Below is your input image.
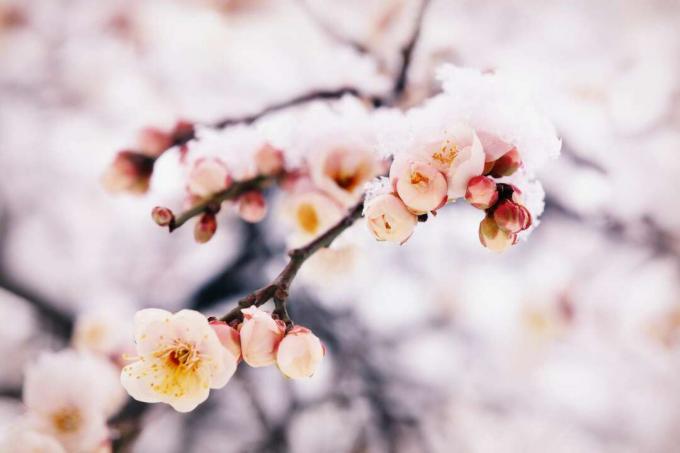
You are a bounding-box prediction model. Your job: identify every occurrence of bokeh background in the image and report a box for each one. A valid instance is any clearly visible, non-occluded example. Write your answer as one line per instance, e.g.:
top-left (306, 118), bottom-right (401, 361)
top-left (2, 0), bottom-right (680, 452)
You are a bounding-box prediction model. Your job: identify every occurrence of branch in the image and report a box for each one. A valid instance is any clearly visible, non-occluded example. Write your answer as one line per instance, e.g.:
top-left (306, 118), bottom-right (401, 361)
top-left (296, 0), bottom-right (370, 55)
top-left (389, 0), bottom-right (430, 102)
top-left (219, 198), bottom-right (365, 324)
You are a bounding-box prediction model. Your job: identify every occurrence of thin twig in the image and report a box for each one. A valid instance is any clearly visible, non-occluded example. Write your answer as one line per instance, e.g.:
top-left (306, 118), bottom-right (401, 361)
top-left (296, 0), bottom-right (370, 55)
top-left (219, 198), bottom-right (365, 324)
top-left (389, 0), bottom-right (430, 103)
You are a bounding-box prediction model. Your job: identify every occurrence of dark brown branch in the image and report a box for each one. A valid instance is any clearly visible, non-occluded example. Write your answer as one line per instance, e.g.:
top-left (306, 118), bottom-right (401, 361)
top-left (219, 198), bottom-right (365, 324)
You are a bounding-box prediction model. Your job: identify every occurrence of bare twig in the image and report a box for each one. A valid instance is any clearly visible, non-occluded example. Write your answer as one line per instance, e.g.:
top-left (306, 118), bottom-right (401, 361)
top-left (389, 0), bottom-right (430, 103)
top-left (296, 0), bottom-right (370, 55)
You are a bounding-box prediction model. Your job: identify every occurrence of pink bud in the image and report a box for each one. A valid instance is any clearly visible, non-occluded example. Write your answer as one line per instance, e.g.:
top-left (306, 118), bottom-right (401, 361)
top-left (239, 307), bottom-right (285, 367)
top-left (391, 158), bottom-right (448, 214)
top-left (364, 193), bottom-right (418, 244)
top-left (187, 158), bottom-right (232, 198)
top-left (137, 128), bottom-right (172, 157)
top-left (489, 148), bottom-right (522, 177)
top-left (479, 216), bottom-right (517, 252)
top-left (493, 200), bottom-right (531, 234)
top-left (101, 150), bottom-right (154, 194)
top-left (465, 176), bottom-right (498, 210)
top-left (254, 144), bottom-right (285, 176)
top-left (276, 326), bottom-right (325, 379)
top-left (171, 120), bottom-right (195, 144)
top-left (194, 212), bottom-right (217, 243)
top-left (151, 206), bottom-right (174, 227)
top-left (237, 191), bottom-right (267, 223)
top-left (209, 320), bottom-right (242, 362)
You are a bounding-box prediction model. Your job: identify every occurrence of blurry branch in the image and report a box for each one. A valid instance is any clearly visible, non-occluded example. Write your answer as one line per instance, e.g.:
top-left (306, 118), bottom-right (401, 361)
top-left (561, 143), bottom-right (608, 174)
top-left (110, 400), bottom-right (148, 453)
top-left (0, 387), bottom-right (21, 399)
top-left (219, 198), bottom-right (365, 325)
top-left (296, 0), bottom-right (370, 55)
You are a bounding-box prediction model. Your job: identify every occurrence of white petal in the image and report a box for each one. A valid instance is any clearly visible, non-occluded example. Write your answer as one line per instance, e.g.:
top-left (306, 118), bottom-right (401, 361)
top-left (120, 360), bottom-right (163, 404)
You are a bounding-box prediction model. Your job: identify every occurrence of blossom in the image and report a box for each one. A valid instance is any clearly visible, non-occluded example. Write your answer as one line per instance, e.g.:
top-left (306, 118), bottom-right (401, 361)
top-left (488, 148), bottom-right (522, 177)
top-left (276, 326), bottom-right (325, 379)
top-left (121, 309), bottom-right (238, 412)
top-left (283, 189), bottom-right (344, 246)
top-left (478, 215), bottom-right (517, 252)
top-left (254, 144), bottom-right (285, 176)
top-left (493, 200), bottom-right (532, 233)
top-left (23, 350), bottom-right (125, 452)
top-left (137, 127), bottom-right (172, 158)
top-left (0, 423), bottom-right (66, 453)
top-left (239, 306), bottom-right (285, 367)
top-left (237, 191), bottom-right (267, 223)
top-left (72, 307), bottom-right (134, 362)
top-left (209, 320), bottom-right (242, 362)
top-left (186, 157), bottom-right (232, 198)
top-left (364, 193), bottom-right (417, 244)
top-left (390, 158), bottom-right (448, 214)
top-left (465, 175), bottom-right (498, 210)
top-left (101, 151), bottom-right (154, 194)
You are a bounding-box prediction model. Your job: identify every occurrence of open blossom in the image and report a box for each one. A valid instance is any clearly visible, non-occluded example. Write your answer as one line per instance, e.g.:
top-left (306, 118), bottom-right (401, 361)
top-left (187, 157), bottom-right (232, 198)
top-left (23, 350), bottom-right (125, 452)
top-left (284, 189), bottom-right (344, 246)
top-left (309, 146), bottom-right (381, 207)
top-left (101, 151), bottom-right (154, 194)
top-left (209, 320), bottom-right (241, 362)
top-left (121, 309), bottom-right (238, 412)
top-left (276, 326), bottom-right (324, 379)
top-left (72, 307), bottom-right (134, 362)
top-left (364, 193), bottom-right (417, 244)
top-left (239, 307), bottom-right (285, 367)
top-left (390, 158), bottom-right (448, 214)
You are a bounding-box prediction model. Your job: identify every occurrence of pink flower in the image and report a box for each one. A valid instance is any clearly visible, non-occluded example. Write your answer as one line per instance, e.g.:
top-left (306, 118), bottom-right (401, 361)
top-left (284, 189), bottom-right (344, 246)
top-left (194, 212), bottom-right (217, 243)
top-left (465, 176), bottom-right (498, 210)
top-left (101, 151), bottom-right (154, 195)
top-left (493, 200), bottom-right (532, 233)
top-left (209, 320), bottom-right (241, 362)
top-left (390, 158), bottom-right (448, 214)
top-left (137, 128), bottom-right (172, 158)
top-left (478, 216), bottom-right (517, 252)
top-left (276, 326), bottom-right (325, 379)
top-left (254, 144), bottom-right (285, 176)
top-left (364, 193), bottom-right (417, 244)
top-left (187, 158), bottom-right (232, 198)
top-left (237, 191), bottom-right (267, 223)
top-left (239, 307), bottom-right (285, 367)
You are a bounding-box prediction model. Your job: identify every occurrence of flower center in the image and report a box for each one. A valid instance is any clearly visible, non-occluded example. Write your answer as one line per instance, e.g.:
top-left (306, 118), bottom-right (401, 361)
top-left (155, 340), bottom-right (201, 371)
top-left (52, 407), bottom-right (81, 434)
top-left (297, 203), bottom-right (319, 234)
top-left (333, 172), bottom-right (359, 191)
top-left (410, 171), bottom-right (429, 186)
top-left (432, 142), bottom-right (458, 166)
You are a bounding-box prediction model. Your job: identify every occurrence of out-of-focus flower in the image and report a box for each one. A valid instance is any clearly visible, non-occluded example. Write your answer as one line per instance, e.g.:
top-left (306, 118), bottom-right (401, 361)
top-left (209, 320), bottom-right (241, 362)
top-left (194, 212), bottom-right (217, 243)
top-left (478, 215), bottom-right (516, 252)
top-left (239, 307), bottom-right (285, 368)
top-left (465, 175), bottom-right (498, 209)
top-left (72, 307), bottom-right (134, 363)
top-left (186, 157), bottom-right (232, 198)
top-left (276, 326), bottom-right (324, 379)
top-left (390, 158), bottom-right (448, 214)
top-left (0, 423), bottom-right (65, 453)
top-left (121, 309), bottom-right (238, 413)
top-left (254, 144), bottom-right (285, 176)
top-left (364, 193), bottom-right (417, 244)
top-left (309, 146), bottom-right (381, 207)
top-left (151, 206), bottom-right (175, 227)
top-left (101, 151), bottom-right (154, 195)
top-left (283, 189), bottom-right (344, 246)
top-left (493, 200), bottom-right (532, 234)
top-left (237, 191), bottom-right (267, 223)
top-left (137, 127), bottom-right (172, 158)
top-left (23, 350), bottom-right (125, 452)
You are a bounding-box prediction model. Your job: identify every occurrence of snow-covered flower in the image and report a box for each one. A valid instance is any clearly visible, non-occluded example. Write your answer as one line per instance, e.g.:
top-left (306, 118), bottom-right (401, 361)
top-left (389, 158), bottom-right (448, 214)
top-left (364, 193), bottom-right (417, 244)
top-left (121, 309), bottom-right (238, 412)
top-left (239, 306), bottom-right (285, 368)
top-left (22, 350), bottom-right (125, 452)
top-left (186, 157), bottom-right (232, 199)
top-left (276, 326), bottom-right (325, 379)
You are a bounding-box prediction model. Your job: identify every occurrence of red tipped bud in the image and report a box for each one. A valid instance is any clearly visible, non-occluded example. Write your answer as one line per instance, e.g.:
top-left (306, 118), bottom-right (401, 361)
top-left (254, 144), bottom-right (285, 176)
top-left (489, 148), bottom-right (522, 177)
top-left (465, 176), bottom-right (498, 210)
top-left (479, 216), bottom-right (517, 252)
top-left (493, 200), bottom-right (531, 234)
top-left (194, 212), bottom-right (217, 243)
top-left (102, 150), bottom-right (154, 194)
top-left (237, 191), bottom-right (267, 223)
top-left (151, 206), bottom-right (174, 227)
top-left (137, 128), bottom-right (172, 157)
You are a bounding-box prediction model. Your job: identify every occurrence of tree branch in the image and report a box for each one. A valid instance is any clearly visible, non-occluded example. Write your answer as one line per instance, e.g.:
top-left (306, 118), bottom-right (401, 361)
top-left (219, 198), bottom-right (365, 324)
top-left (389, 0), bottom-right (430, 103)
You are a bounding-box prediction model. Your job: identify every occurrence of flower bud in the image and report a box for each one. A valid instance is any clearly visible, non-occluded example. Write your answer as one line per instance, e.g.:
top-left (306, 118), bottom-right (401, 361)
top-left (151, 206), bottom-right (174, 227)
top-left (194, 212), bottom-right (217, 243)
top-left (102, 150), bottom-right (154, 194)
top-left (479, 216), bottom-right (517, 252)
top-left (187, 158), bottom-right (232, 198)
top-left (237, 191), bottom-right (267, 223)
top-left (493, 200), bottom-right (531, 234)
top-left (171, 120), bottom-right (195, 144)
top-left (465, 176), bottom-right (498, 210)
top-left (239, 307), bottom-right (285, 367)
top-left (209, 320), bottom-right (242, 362)
top-left (364, 193), bottom-right (417, 244)
top-left (137, 128), bottom-right (172, 157)
top-left (276, 326), bottom-right (324, 379)
top-left (391, 159), bottom-right (448, 214)
top-left (489, 148), bottom-right (522, 177)
top-left (254, 144), bottom-right (285, 176)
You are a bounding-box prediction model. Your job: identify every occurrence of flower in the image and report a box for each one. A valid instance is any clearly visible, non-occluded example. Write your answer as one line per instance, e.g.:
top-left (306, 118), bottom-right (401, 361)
top-left (237, 191), bottom-right (267, 223)
top-left (283, 189), bottom-right (344, 246)
top-left (72, 307), bottom-right (134, 362)
top-left (0, 423), bottom-right (66, 453)
top-left (121, 309), bottom-right (238, 412)
top-left (465, 175), bottom-right (498, 210)
top-left (239, 307), bottom-right (285, 368)
top-left (390, 158), bottom-right (448, 214)
top-left (487, 148), bottom-right (522, 178)
top-left (101, 151), bottom-right (154, 194)
top-left (478, 215), bottom-right (517, 252)
top-left (209, 320), bottom-right (241, 362)
top-left (254, 144), bottom-right (285, 176)
top-left (493, 200), bottom-right (532, 233)
top-left (186, 157), bottom-right (232, 198)
top-left (364, 193), bottom-right (417, 244)
top-left (23, 350), bottom-right (125, 452)
top-left (137, 127), bottom-right (172, 158)
top-left (276, 326), bottom-right (324, 379)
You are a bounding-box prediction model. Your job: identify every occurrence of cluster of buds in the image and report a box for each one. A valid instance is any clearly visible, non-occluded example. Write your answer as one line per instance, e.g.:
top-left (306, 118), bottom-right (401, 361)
top-left (121, 307), bottom-right (324, 412)
top-left (102, 121), bottom-right (195, 194)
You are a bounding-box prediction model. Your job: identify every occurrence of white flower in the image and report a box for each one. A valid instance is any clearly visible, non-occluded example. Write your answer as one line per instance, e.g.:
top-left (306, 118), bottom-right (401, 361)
top-left (276, 326), bottom-right (325, 379)
top-left (121, 309), bottom-right (238, 413)
top-left (22, 350), bottom-right (125, 452)
top-left (282, 188), bottom-right (344, 247)
top-left (72, 306), bottom-right (134, 362)
top-left (0, 422), bottom-right (66, 453)
top-left (239, 306), bottom-right (286, 368)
